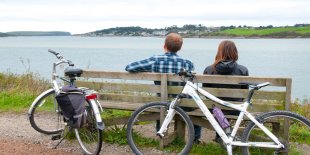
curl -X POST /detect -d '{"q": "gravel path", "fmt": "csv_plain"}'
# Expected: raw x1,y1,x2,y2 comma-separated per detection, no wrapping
0,112,217,155
0,112,133,155
3,112,307,155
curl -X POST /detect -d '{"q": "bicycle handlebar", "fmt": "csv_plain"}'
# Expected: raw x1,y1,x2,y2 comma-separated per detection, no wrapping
48,49,74,66
176,69,196,82
177,69,196,78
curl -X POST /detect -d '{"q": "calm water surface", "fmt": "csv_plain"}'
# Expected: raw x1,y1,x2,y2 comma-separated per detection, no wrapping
0,36,309,99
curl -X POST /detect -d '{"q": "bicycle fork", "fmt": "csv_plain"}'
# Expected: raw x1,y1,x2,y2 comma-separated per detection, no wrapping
156,98,178,137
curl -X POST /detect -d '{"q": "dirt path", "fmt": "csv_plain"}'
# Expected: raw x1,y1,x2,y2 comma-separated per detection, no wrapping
0,112,133,155
0,112,217,155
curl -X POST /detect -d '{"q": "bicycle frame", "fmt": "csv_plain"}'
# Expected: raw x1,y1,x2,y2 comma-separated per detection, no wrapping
157,81,284,155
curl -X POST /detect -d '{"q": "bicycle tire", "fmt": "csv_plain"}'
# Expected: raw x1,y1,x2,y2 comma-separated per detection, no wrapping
29,89,64,135
126,102,194,155
241,111,310,155
75,100,103,155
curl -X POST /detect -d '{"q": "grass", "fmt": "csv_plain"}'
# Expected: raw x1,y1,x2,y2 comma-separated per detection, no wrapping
0,91,38,112
221,27,310,35
0,72,49,112
291,100,310,119
102,109,132,120
190,143,226,155
103,125,128,145
204,26,310,38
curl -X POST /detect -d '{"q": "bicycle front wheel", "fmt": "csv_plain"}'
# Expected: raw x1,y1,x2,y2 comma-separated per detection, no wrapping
242,111,310,155
75,100,103,155
29,89,64,135
127,102,194,155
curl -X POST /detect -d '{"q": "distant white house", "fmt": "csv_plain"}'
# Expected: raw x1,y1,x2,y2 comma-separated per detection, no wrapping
152,30,167,36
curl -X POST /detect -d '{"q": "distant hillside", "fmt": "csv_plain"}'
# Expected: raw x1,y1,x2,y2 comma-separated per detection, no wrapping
80,24,310,38
201,26,310,38
0,32,9,37
5,31,71,36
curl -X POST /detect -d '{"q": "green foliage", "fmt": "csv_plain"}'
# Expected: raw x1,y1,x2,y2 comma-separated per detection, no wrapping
290,123,310,145
216,26,310,38
0,72,49,94
0,72,49,112
94,26,148,36
101,109,132,119
87,25,310,38
291,100,310,119
103,125,128,145
190,142,226,155
0,91,37,112
131,131,158,147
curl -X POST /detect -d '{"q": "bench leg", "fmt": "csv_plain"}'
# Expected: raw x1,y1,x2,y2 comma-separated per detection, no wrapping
175,116,185,139
272,122,280,136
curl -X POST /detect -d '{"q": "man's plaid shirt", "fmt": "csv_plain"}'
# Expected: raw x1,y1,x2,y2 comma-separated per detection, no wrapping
125,52,194,74
125,52,194,91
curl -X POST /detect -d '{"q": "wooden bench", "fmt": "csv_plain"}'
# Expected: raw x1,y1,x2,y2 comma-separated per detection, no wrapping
77,69,292,130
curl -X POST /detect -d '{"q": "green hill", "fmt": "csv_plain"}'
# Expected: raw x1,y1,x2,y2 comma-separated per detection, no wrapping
0,32,9,37
203,26,310,38
81,25,310,38
5,31,71,36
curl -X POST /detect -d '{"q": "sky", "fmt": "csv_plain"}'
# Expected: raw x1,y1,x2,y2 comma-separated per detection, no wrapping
0,0,309,34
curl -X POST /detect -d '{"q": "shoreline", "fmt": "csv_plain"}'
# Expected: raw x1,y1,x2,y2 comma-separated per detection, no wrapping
2,35,309,39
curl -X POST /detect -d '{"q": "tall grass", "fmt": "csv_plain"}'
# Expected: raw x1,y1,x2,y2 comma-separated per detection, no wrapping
0,72,49,112
211,26,310,37
291,99,310,119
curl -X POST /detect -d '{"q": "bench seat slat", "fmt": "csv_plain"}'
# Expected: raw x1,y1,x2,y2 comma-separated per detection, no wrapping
81,70,161,81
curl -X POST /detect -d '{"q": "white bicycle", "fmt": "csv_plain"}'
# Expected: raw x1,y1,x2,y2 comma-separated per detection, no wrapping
28,49,104,155
127,70,310,155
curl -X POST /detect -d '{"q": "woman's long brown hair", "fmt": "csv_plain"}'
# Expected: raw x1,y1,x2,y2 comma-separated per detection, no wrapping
212,40,239,71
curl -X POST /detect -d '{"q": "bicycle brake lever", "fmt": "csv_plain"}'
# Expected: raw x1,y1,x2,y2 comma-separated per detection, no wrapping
68,60,74,66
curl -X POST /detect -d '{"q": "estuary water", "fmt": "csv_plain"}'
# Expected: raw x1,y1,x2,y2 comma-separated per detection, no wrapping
0,36,309,99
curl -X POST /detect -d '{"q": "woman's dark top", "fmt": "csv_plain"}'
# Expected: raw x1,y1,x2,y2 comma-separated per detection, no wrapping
203,60,249,102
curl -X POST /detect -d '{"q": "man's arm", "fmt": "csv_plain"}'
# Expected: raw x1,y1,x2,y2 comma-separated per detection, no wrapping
125,57,155,72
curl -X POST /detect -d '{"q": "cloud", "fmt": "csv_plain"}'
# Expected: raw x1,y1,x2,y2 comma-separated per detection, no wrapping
0,0,309,34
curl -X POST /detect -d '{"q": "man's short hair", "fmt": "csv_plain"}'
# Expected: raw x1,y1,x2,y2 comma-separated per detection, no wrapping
165,33,183,53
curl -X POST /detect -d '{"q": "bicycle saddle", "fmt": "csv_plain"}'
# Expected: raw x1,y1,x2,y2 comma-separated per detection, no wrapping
65,67,83,77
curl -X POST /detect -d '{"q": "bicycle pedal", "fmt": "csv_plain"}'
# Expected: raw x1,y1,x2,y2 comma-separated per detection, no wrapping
51,134,61,140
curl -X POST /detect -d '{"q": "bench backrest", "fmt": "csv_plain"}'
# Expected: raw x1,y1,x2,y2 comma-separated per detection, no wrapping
77,70,292,113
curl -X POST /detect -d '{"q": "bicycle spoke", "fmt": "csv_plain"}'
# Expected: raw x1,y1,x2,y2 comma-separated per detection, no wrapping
127,102,194,155
242,111,310,155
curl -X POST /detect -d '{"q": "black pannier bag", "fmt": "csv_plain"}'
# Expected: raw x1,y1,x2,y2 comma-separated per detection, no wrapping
56,85,85,128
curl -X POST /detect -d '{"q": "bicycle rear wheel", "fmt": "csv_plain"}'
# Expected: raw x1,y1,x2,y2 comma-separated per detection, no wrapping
127,102,194,155
29,89,64,135
242,111,310,155
75,100,103,155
